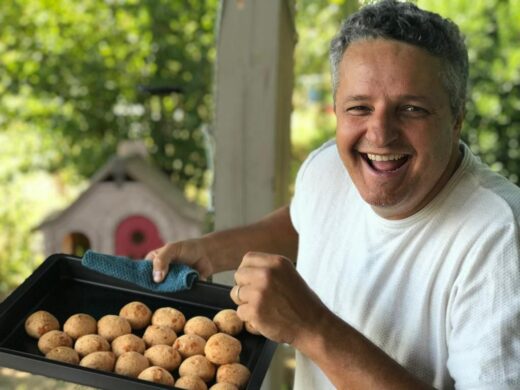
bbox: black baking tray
[0,254,277,389]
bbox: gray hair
[330,0,469,117]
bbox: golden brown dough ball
[79,351,116,372]
[137,366,175,385]
[142,324,177,347]
[175,375,208,390]
[114,351,150,378]
[63,313,97,340]
[210,383,239,390]
[178,355,216,383]
[119,301,152,330]
[213,310,243,336]
[204,333,241,365]
[173,334,206,359]
[184,316,218,340]
[25,311,60,339]
[74,334,111,357]
[37,330,73,354]
[244,322,261,335]
[151,307,186,333]
[144,344,182,372]
[97,315,131,342]
[46,346,80,365]
[111,333,146,357]
[216,363,251,389]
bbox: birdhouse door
[115,215,164,259]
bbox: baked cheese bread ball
[25,311,60,339]
[216,363,251,389]
[142,324,177,347]
[184,316,218,340]
[138,366,175,385]
[46,346,80,365]
[79,351,116,372]
[178,355,216,383]
[152,307,186,333]
[111,333,146,357]
[144,344,182,372]
[209,383,239,390]
[119,301,152,330]
[97,315,131,342]
[74,334,111,357]
[63,313,97,340]
[37,330,73,354]
[204,333,241,365]
[114,351,150,378]
[213,309,243,336]
[175,375,208,390]
[173,334,206,359]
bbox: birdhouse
[37,141,205,259]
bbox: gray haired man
[150,1,520,388]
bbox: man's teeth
[366,153,406,162]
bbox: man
[148,1,520,388]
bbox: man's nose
[365,109,399,147]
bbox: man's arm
[232,253,435,390]
[149,205,298,281]
[294,305,435,390]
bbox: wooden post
[211,1,296,388]
[212,0,296,266]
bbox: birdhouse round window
[115,215,164,259]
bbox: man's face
[335,39,462,219]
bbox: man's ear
[453,109,465,138]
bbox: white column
[212,0,295,277]
[212,1,296,389]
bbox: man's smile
[360,152,410,174]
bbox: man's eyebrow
[342,94,434,103]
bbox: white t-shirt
[290,140,520,389]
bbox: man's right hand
[145,239,215,283]
[146,206,298,284]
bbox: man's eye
[346,106,371,115]
[401,105,429,115]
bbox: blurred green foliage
[0,0,218,297]
[418,0,520,183]
[0,0,217,187]
[292,0,355,166]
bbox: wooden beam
[212,0,296,259]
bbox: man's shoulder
[464,151,520,224]
[305,138,338,165]
[298,139,342,180]
[295,140,351,209]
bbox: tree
[291,0,358,189]
[0,0,217,189]
[418,0,520,184]
[0,0,218,296]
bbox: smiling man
[149,1,520,389]
[334,38,463,219]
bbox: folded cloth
[81,250,198,292]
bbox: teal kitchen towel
[82,250,198,292]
